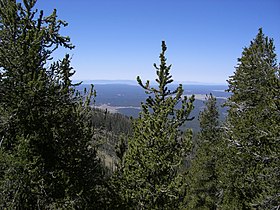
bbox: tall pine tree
[220,28,280,209]
[115,41,195,209]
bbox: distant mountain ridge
[74,80,138,85]
[73,79,227,86]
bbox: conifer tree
[221,28,280,209]
[0,0,104,208]
[116,41,195,209]
[185,94,221,210]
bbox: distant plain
[77,82,230,131]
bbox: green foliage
[220,28,280,209]
[184,94,221,210]
[114,41,195,209]
[0,0,105,208]
[198,94,220,139]
[1,2,278,209]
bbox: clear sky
[35,0,280,84]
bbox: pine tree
[0,0,104,208]
[115,41,195,209]
[220,28,280,209]
[185,94,221,210]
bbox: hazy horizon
[74,79,228,86]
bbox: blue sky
[35,0,280,84]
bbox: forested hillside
[0,1,279,209]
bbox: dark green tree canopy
[221,28,280,209]
[0,1,104,208]
[185,94,222,210]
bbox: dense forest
[0,1,279,209]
